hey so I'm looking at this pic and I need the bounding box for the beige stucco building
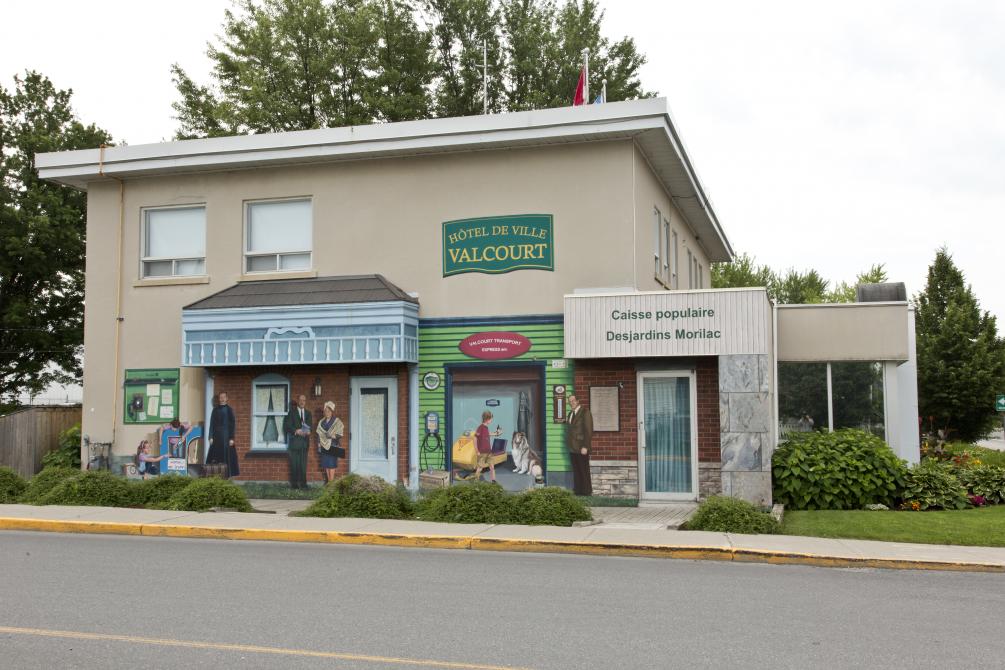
[37,99,918,503]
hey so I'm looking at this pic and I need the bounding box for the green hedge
[164,478,252,512]
[684,496,779,534]
[0,467,27,503]
[300,474,414,519]
[18,467,82,504]
[416,481,515,524]
[37,470,138,508]
[511,487,591,526]
[772,429,906,510]
[134,475,196,508]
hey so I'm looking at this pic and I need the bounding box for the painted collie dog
[511,431,542,478]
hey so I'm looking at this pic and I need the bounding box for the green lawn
[781,505,1005,547]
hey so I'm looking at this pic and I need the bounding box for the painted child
[135,440,168,478]
[472,410,502,483]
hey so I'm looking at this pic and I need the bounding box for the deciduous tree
[0,72,112,406]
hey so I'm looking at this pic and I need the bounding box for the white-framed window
[699,264,704,289]
[670,230,679,289]
[662,218,670,281]
[653,207,662,278]
[694,256,700,289]
[141,205,206,278]
[252,373,290,450]
[686,249,693,288]
[245,198,312,273]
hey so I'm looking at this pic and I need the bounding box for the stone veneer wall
[718,354,773,506]
[590,461,639,497]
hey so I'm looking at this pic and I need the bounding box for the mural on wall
[418,320,574,492]
[123,369,180,424]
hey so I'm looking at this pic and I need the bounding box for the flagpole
[602,78,607,103]
[583,48,590,104]
[483,38,488,115]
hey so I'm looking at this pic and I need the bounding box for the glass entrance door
[637,371,697,500]
[350,376,398,483]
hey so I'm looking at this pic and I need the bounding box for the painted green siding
[418,320,573,475]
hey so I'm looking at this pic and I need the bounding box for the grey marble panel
[719,394,730,434]
[720,471,772,507]
[758,354,771,392]
[719,355,760,393]
[728,392,771,433]
[720,432,762,471]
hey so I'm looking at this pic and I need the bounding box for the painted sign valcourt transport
[442,214,554,276]
[459,332,533,360]
[563,288,773,358]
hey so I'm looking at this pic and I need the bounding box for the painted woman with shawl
[315,400,345,483]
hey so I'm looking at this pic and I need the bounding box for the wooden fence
[0,405,82,478]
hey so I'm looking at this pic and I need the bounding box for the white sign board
[564,288,772,359]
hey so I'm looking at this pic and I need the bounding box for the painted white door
[350,376,398,483]
[637,370,698,501]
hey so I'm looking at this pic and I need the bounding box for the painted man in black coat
[283,394,312,488]
[207,391,240,477]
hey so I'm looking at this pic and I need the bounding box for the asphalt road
[1,531,1002,669]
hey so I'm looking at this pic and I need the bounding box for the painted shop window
[252,373,289,450]
[141,206,206,278]
[778,362,886,439]
[245,198,312,273]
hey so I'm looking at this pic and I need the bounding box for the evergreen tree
[915,248,1005,441]
[0,72,112,406]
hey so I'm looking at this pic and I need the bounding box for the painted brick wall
[208,363,410,484]
[574,357,720,464]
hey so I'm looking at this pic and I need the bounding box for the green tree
[172,0,434,137]
[915,248,1005,441]
[711,252,776,292]
[0,72,112,406]
[826,264,888,303]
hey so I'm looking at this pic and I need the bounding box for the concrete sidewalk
[2,503,1003,573]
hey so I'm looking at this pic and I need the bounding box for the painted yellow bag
[451,434,478,470]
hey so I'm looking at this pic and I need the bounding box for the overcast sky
[4,0,1003,323]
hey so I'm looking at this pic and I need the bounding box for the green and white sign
[123,368,180,424]
[996,394,1005,412]
[442,214,553,277]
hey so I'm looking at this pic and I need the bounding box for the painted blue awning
[181,276,419,366]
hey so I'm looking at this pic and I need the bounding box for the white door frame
[349,376,398,483]
[637,369,699,501]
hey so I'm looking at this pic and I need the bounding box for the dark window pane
[778,362,828,437]
[832,362,885,438]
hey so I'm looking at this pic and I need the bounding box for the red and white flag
[572,67,585,106]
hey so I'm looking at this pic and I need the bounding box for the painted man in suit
[566,394,593,496]
[284,394,313,488]
[207,391,239,478]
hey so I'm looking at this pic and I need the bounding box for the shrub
[772,429,907,510]
[300,474,413,519]
[18,467,82,504]
[164,477,253,512]
[900,461,970,510]
[510,487,592,526]
[416,481,515,524]
[929,442,1005,469]
[37,470,138,508]
[133,475,195,508]
[0,467,27,503]
[958,465,1005,505]
[684,496,779,534]
[41,423,82,470]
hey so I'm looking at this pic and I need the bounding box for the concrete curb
[2,516,1003,573]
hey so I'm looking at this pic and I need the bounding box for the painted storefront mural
[418,318,574,491]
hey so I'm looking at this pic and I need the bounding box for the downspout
[99,145,125,448]
[772,299,779,449]
[408,364,419,492]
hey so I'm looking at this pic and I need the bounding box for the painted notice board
[124,368,180,424]
[442,214,554,276]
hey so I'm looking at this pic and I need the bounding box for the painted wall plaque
[458,332,532,360]
[442,214,554,276]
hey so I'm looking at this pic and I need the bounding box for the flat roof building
[37,98,918,504]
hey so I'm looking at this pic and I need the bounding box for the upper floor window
[246,198,312,273]
[686,249,693,288]
[141,206,206,278]
[653,207,662,278]
[670,230,679,289]
[698,263,704,289]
